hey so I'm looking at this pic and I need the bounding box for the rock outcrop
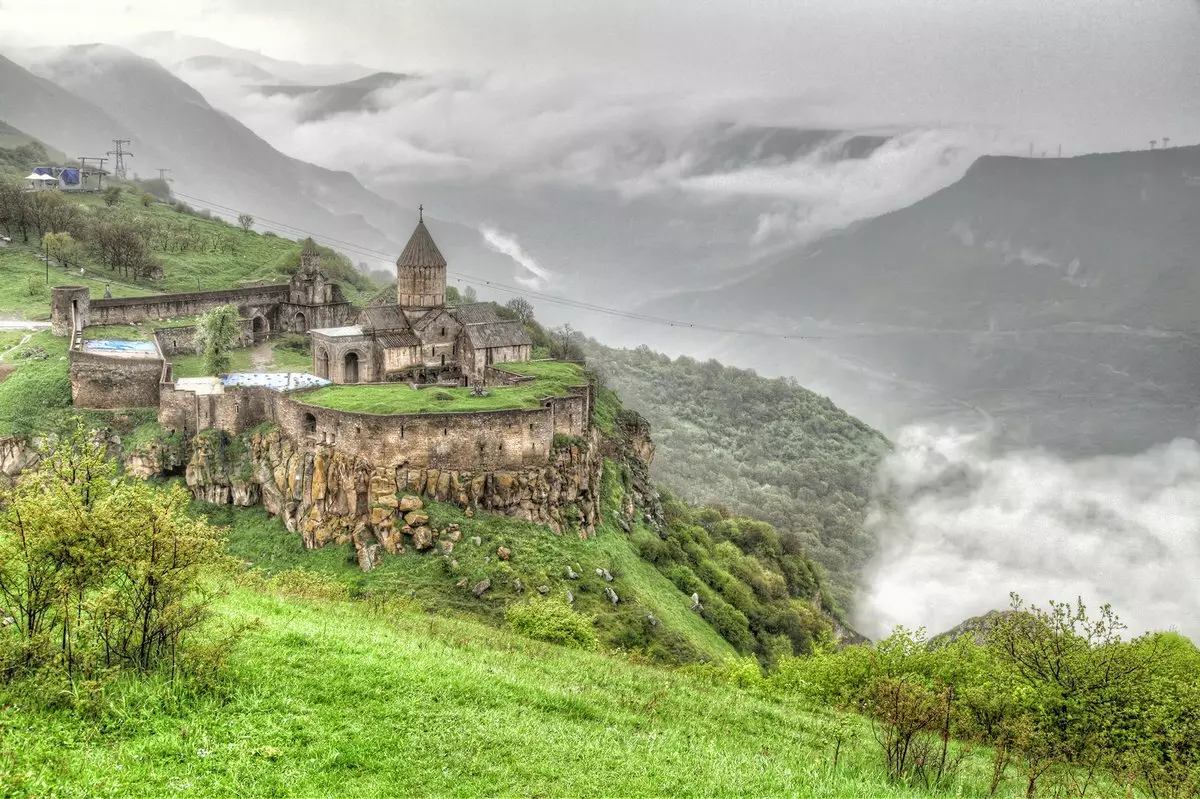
[181,425,605,569]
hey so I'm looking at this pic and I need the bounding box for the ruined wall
[71,349,165,409]
[50,286,89,336]
[152,320,258,357]
[88,285,290,326]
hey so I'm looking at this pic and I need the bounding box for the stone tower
[396,207,446,320]
[300,237,322,274]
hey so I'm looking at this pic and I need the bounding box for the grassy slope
[205,470,737,664]
[0,331,71,436]
[0,583,1012,798]
[0,189,373,322]
[301,361,586,415]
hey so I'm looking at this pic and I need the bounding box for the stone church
[310,211,532,385]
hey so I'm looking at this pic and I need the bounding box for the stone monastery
[309,209,532,386]
[49,212,600,549]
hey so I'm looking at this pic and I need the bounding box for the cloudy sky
[2,0,1199,153]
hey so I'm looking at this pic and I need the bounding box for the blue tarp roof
[33,166,54,176]
[60,168,80,185]
[84,340,158,354]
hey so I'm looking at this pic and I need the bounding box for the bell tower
[396,205,446,321]
[299,237,321,274]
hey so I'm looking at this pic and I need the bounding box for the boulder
[605,587,619,605]
[566,567,579,580]
[566,590,574,604]
[440,540,455,555]
[472,579,491,597]
[412,526,433,550]
[398,495,424,512]
[455,577,469,589]
[471,536,482,546]
[404,511,430,527]
[513,578,524,593]
[497,546,511,561]
[356,543,382,572]
[537,584,550,594]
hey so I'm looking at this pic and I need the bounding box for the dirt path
[248,340,275,371]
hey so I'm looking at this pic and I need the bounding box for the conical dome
[396,220,447,268]
[300,237,321,257]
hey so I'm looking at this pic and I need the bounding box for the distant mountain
[12,45,516,283]
[178,55,278,83]
[125,32,375,84]
[649,147,1200,454]
[0,119,68,163]
[252,72,414,120]
[0,53,153,165]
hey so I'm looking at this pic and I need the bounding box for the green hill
[586,342,889,615]
[0,187,376,323]
[0,583,943,798]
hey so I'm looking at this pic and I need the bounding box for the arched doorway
[291,311,307,332]
[344,351,360,384]
[302,413,317,435]
[251,315,268,343]
[315,348,329,379]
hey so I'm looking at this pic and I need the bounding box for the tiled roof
[365,285,397,307]
[412,307,456,333]
[376,330,422,348]
[357,305,411,331]
[451,302,505,325]
[300,237,321,256]
[396,220,447,268]
[464,321,532,349]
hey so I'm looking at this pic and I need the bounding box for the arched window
[303,413,317,435]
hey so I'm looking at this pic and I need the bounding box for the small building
[310,210,532,385]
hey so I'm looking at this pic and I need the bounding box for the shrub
[506,598,597,649]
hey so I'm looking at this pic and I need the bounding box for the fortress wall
[89,285,290,326]
[271,394,560,471]
[71,349,165,409]
[159,380,590,472]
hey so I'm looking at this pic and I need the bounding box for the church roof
[451,302,505,325]
[376,330,422,348]
[463,320,532,349]
[300,237,321,257]
[365,285,397,306]
[357,305,412,331]
[396,219,447,269]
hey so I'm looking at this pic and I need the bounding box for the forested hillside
[586,342,890,614]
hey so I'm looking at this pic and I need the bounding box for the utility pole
[156,168,171,182]
[1057,144,1062,158]
[106,139,133,180]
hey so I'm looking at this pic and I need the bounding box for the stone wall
[87,285,291,326]
[157,380,593,473]
[152,320,260,357]
[71,349,165,410]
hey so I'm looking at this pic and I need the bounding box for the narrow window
[303,413,317,435]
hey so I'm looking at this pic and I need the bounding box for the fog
[860,425,1200,639]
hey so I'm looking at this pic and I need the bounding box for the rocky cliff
[164,424,607,571]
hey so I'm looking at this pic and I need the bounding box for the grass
[0,331,70,436]
[0,190,375,323]
[82,324,156,341]
[0,579,1028,798]
[0,245,155,320]
[169,339,313,378]
[300,362,586,415]
[205,491,736,664]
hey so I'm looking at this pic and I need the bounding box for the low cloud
[479,225,555,290]
[160,62,1002,248]
[858,425,1200,641]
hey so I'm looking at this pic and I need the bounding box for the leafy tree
[505,297,535,323]
[24,190,79,239]
[0,179,31,241]
[88,217,154,278]
[42,231,78,268]
[140,192,155,208]
[0,428,226,677]
[238,213,254,232]
[102,185,123,207]
[549,324,586,362]
[195,304,241,375]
